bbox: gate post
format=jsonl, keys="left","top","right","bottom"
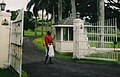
{"left": 73, "top": 18, "right": 84, "bottom": 59}
{"left": 0, "top": 11, "right": 11, "bottom": 67}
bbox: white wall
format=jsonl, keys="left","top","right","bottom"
{"left": 0, "top": 11, "right": 11, "bottom": 67}
{"left": 56, "top": 41, "right": 73, "bottom": 52}
{"left": 0, "top": 25, "right": 10, "bottom": 67}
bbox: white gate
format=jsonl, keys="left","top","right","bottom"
{"left": 10, "top": 9, "right": 24, "bottom": 77}
{"left": 73, "top": 18, "right": 118, "bottom": 61}
{"left": 86, "top": 18, "right": 117, "bottom": 48}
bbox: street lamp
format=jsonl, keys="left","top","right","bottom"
{"left": 0, "top": 0, "right": 6, "bottom": 11}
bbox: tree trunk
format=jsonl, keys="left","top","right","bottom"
{"left": 71, "top": 0, "right": 76, "bottom": 18}
{"left": 52, "top": 6, "right": 55, "bottom": 24}
{"left": 97, "top": 0, "right": 104, "bottom": 48}
{"left": 35, "top": 17, "right": 37, "bottom": 36}
{"left": 97, "top": 0, "right": 104, "bottom": 22}
{"left": 58, "top": 0, "right": 62, "bottom": 21}
{"left": 41, "top": 9, "right": 44, "bottom": 36}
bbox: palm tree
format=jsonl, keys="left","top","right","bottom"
{"left": 27, "top": 0, "right": 58, "bottom": 36}
{"left": 71, "top": 0, "right": 76, "bottom": 18}
{"left": 97, "top": 0, "right": 104, "bottom": 23}
{"left": 97, "top": 0, "right": 105, "bottom": 48}
{"left": 58, "top": 0, "right": 62, "bottom": 21}
{"left": 27, "top": 0, "right": 41, "bottom": 36}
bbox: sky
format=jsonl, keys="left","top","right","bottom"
{"left": 2, "top": 0, "right": 30, "bottom": 11}
{"left": 1, "top": 0, "right": 118, "bottom": 11}
{"left": 104, "top": 0, "right": 117, "bottom": 3}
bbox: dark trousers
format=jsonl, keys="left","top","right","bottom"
{"left": 45, "top": 49, "right": 52, "bottom": 64}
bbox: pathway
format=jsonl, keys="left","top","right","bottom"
{"left": 23, "top": 37, "right": 120, "bottom": 77}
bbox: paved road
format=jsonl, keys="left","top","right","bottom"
{"left": 23, "top": 37, "right": 120, "bottom": 77}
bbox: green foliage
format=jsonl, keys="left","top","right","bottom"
{"left": 0, "top": 68, "right": 14, "bottom": 77}
{"left": 27, "top": 0, "right": 58, "bottom": 15}
{"left": 33, "top": 37, "right": 46, "bottom": 52}
{"left": 0, "top": 68, "right": 28, "bottom": 77}
{"left": 24, "top": 29, "right": 41, "bottom": 37}
{"left": 22, "top": 71, "right": 28, "bottom": 77}
{"left": 24, "top": 26, "right": 54, "bottom": 37}
{"left": 26, "top": 0, "right": 120, "bottom": 29}
{"left": 11, "top": 11, "right": 18, "bottom": 20}
{"left": 55, "top": 52, "right": 73, "bottom": 61}
{"left": 55, "top": 51, "right": 119, "bottom": 65}
{"left": 24, "top": 11, "right": 35, "bottom": 31}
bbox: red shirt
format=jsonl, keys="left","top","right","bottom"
{"left": 45, "top": 35, "right": 54, "bottom": 48}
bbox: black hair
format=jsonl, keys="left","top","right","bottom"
{"left": 47, "top": 31, "right": 51, "bottom": 35}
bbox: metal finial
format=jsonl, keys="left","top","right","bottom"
{"left": 76, "top": 12, "right": 80, "bottom": 18}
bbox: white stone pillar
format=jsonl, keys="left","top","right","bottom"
{"left": 73, "top": 18, "right": 84, "bottom": 59}
{"left": 61, "top": 28, "right": 63, "bottom": 41}
{"left": 0, "top": 11, "right": 11, "bottom": 67}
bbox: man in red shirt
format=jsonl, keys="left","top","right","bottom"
{"left": 45, "top": 31, "right": 55, "bottom": 64}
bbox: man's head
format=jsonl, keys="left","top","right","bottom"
{"left": 47, "top": 31, "right": 51, "bottom": 35}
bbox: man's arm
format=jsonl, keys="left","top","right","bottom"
{"left": 45, "top": 36, "right": 49, "bottom": 49}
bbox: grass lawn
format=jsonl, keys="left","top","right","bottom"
{"left": 24, "top": 29, "right": 41, "bottom": 37}
{"left": 33, "top": 36, "right": 46, "bottom": 52}
{"left": 24, "top": 26, "right": 54, "bottom": 37}
{"left": 0, "top": 68, "right": 28, "bottom": 77}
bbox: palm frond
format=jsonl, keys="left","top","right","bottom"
{"left": 26, "top": 0, "right": 34, "bottom": 10}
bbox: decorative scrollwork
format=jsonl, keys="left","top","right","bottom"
{"left": 1, "top": 19, "right": 9, "bottom": 25}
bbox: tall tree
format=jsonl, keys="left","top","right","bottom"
{"left": 58, "top": 0, "right": 62, "bottom": 21}
{"left": 97, "top": 0, "right": 105, "bottom": 22}
{"left": 27, "top": 0, "right": 40, "bottom": 36}
{"left": 97, "top": 0, "right": 105, "bottom": 48}
{"left": 24, "top": 11, "right": 34, "bottom": 30}
{"left": 27, "top": 0, "right": 58, "bottom": 35}
{"left": 71, "top": 0, "right": 76, "bottom": 18}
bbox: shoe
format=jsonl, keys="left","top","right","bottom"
{"left": 45, "top": 62, "right": 48, "bottom": 64}
{"left": 44, "top": 61, "right": 48, "bottom": 64}
{"left": 49, "top": 61, "right": 54, "bottom": 64}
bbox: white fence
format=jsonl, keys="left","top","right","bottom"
{"left": 85, "top": 18, "right": 117, "bottom": 48}
{"left": 73, "top": 18, "right": 118, "bottom": 61}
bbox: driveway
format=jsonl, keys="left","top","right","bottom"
{"left": 23, "top": 37, "right": 120, "bottom": 77}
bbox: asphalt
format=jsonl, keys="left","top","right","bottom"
{"left": 23, "top": 37, "right": 120, "bottom": 77}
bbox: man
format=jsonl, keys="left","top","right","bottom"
{"left": 45, "top": 31, "right": 55, "bottom": 64}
